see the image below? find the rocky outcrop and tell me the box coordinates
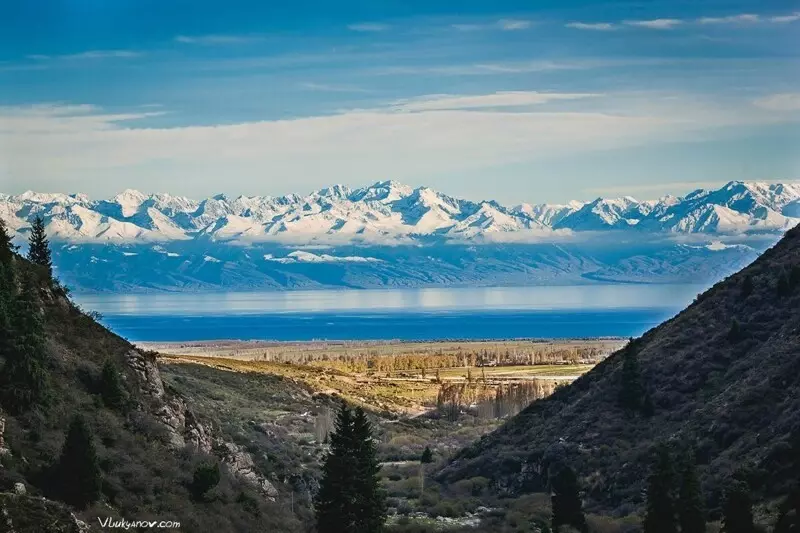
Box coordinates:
[0,412,9,460]
[124,350,212,452]
[0,493,88,532]
[124,350,275,500]
[216,441,279,501]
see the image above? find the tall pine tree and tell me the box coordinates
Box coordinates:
[0,273,49,414]
[315,403,387,533]
[27,216,52,278]
[721,480,755,533]
[618,342,644,412]
[551,464,587,533]
[0,220,15,266]
[56,414,102,509]
[678,451,705,533]
[351,407,387,533]
[644,444,677,533]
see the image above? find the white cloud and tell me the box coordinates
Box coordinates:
[389,91,600,112]
[347,23,390,32]
[697,14,760,24]
[174,34,262,45]
[25,50,142,61]
[497,19,532,30]
[299,82,370,93]
[753,93,800,112]
[769,12,800,23]
[451,19,532,31]
[566,22,617,31]
[1,95,791,196]
[624,19,684,30]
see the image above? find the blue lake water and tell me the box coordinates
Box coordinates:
[72,284,706,342]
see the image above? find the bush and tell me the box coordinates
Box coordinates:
[191,462,221,501]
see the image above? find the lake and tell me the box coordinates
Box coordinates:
[72,284,705,342]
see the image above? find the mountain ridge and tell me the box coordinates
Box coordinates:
[3,180,799,245]
[437,223,800,516]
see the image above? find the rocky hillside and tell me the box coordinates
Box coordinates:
[438,224,800,516]
[0,256,302,531]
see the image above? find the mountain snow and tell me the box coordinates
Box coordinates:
[1,180,799,244]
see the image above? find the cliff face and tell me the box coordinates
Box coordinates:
[439,225,800,515]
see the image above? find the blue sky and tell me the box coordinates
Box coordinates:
[1,0,799,204]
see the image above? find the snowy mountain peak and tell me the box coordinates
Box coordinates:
[2,180,798,243]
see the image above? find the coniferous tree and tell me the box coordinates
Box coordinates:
[777,271,791,298]
[99,359,127,412]
[740,274,754,298]
[420,446,433,464]
[56,414,102,509]
[727,319,743,343]
[0,274,49,414]
[790,265,800,291]
[315,403,387,533]
[644,444,677,533]
[351,407,387,533]
[618,344,644,412]
[678,452,705,533]
[551,464,587,533]
[315,403,358,533]
[0,220,15,266]
[721,480,755,533]
[191,462,221,501]
[27,216,52,278]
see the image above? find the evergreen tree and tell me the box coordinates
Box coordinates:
[740,274,754,298]
[315,403,387,533]
[351,407,387,533]
[0,220,15,266]
[777,271,791,298]
[191,462,221,501]
[56,414,102,509]
[618,344,644,412]
[678,452,705,533]
[721,480,755,533]
[644,444,677,533]
[0,274,49,414]
[99,359,127,412]
[790,265,800,291]
[727,319,743,343]
[27,216,52,278]
[420,446,433,464]
[550,464,587,533]
[315,403,358,533]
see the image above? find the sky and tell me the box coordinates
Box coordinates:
[1,0,799,204]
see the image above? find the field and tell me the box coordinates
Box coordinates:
[151,339,623,416]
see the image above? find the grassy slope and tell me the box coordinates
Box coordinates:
[439,225,800,516]
[0,260,302,532]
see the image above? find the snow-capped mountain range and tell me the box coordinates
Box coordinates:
[2,180,799,244]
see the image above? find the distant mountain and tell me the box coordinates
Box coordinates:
[438,224,800,515]
[2,181,799,244]
[1,181,796,292]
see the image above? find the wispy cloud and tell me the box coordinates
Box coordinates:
[753,93,800,112]
[26,50,142,61]
[174,34,263,45]
[1,95,791,196]
[497,19,532,31]
[624,19,684,30]
[768,12,800,23]
[347,23,390,32]
[389,91,600,112]
[697,14,760,25]
[451,19,533,31]
[566,22,617,31]
[299,82,371,93]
